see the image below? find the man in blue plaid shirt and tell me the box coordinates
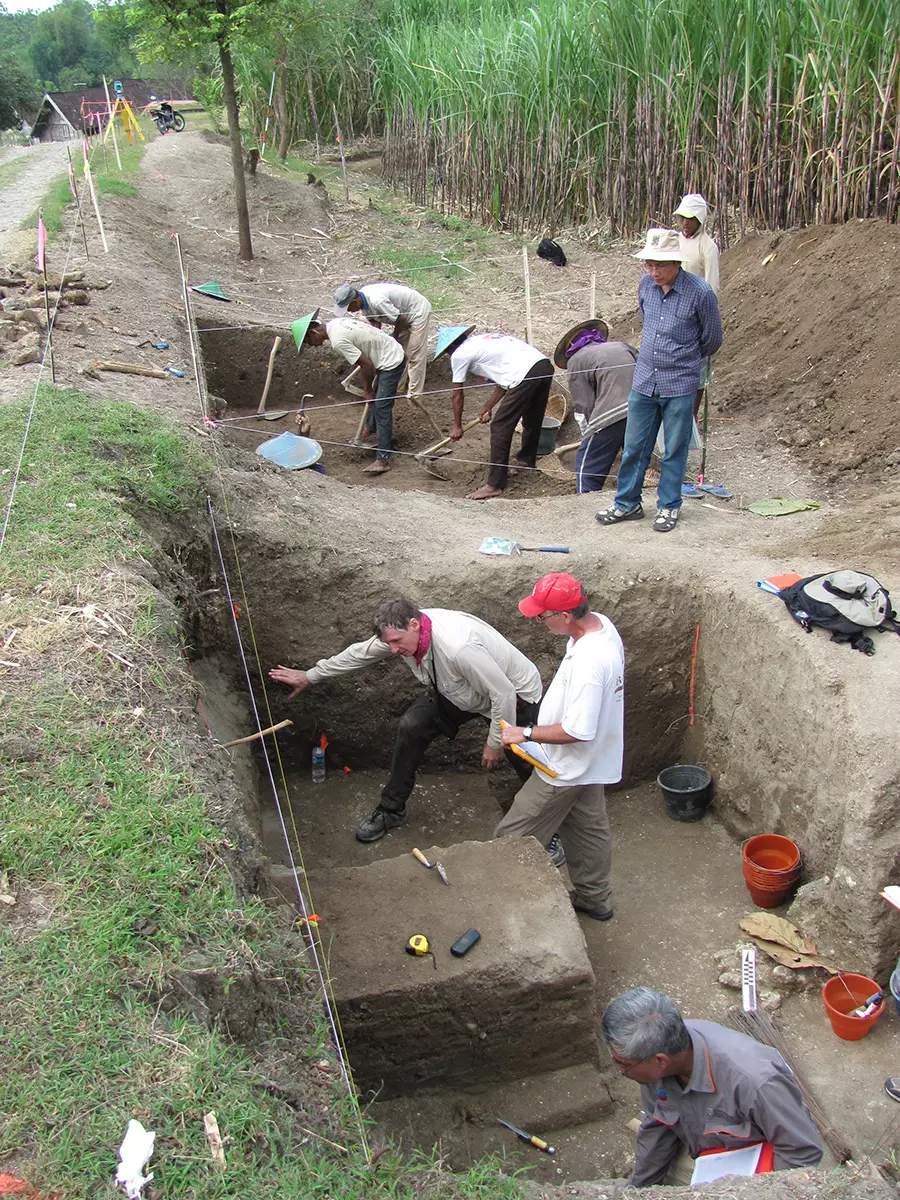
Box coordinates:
[597,228,723,533]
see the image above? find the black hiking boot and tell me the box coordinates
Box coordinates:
[355,805,409,843]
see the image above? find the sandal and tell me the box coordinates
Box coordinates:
[653,507,679,532]
[595,504,644,526]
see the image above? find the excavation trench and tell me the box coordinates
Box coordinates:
[198,322,575,499]
[175,462,900,1181]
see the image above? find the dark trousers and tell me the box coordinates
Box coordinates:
[380,692,540,813]
[487,358,554,489]
[364,358,407,461]
[575,418,628,494]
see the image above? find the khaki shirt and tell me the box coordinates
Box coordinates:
[631,1020,823,1187]
[306,608,541,749]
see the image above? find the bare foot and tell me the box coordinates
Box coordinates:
[465,485,504,501]
[362,460,392,475]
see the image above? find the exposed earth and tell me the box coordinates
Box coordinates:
[2,128,900,1196]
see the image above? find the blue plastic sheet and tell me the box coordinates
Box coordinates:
[256,432,323,470]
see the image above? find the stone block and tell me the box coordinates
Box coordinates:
[307,838,598,1099]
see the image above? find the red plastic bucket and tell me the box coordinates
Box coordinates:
[745,880,793,909]
[822,973,885,1041]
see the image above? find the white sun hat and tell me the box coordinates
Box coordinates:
[633,228,684,261]
[673,193,709,225]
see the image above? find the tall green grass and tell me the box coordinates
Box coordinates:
[254,0,900,237]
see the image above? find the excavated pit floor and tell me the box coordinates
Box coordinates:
[251,757,900,1183]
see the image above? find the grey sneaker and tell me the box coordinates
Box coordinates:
[596,504,644,526]
[547,834,567,867]
[572,895,614,921]
[653,507,679,532]
[355,805,409,843]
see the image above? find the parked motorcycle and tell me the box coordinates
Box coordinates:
[149,100,185,135]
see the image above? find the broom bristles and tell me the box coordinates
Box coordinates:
[726,1008,852,1163]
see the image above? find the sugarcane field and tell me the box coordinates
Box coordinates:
[1,2,900,1197]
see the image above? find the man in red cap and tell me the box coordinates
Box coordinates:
[499,573,624,920]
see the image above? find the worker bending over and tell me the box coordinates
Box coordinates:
[270,597,541,843]
[435,324,554,501]
[296,310,406,476]
[334,281,432,400]
[602,988,823,1187]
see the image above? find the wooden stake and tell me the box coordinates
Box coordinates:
[103,78,123,171]
[173,233,208,421]
[65,146,90,260]
[332,103,350,203]
[589,271,597,319]
[94,360,168,378]
[522,245,533,345]
[221,719,293,749]
[82,141,108,253]
[38,210,55,384]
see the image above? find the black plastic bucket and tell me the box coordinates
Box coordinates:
[657,765,713,822]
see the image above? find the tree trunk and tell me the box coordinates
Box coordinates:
[274,54,291,161]
[219,37,253,261]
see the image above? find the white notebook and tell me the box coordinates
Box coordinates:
[690,1143,763,1185]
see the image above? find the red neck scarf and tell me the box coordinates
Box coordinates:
[414,612,433,666]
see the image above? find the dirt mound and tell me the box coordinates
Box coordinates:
[717,222,900,484]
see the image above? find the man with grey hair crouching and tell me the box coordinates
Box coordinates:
[601,988,823,1187]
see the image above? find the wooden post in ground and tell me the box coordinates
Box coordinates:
[82,139,108,253]
[332,103,350,203]
[522,245,533,345]
[590,271,597,318]
[102,77,123,171]
[65,146,90,260]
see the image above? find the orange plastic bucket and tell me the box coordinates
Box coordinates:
[743,834,801,874]
[822,973,885,1040]
[745,880,792,909]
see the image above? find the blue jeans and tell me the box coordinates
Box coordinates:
[364,359,407,461]
[614,389,695,512]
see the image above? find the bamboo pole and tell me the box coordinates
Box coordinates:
[102,77,123,171]
[173,233,208,420]
[589,272,596,319]
[38,211,54,384]
[65,146,90,260]
[332,103,350,202]
[221,719,293,749]
[82,140,108,253]
[522,246,532,345]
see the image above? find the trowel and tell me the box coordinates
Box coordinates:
[412,847,450,886]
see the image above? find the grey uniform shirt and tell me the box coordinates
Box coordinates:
[567,342,637,437]
[305,608,541,749]
[630,1020,823,1187]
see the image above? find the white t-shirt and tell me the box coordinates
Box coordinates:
[450,332,546,390]
[678,229,720,293]
[537,614,624,786]
[361,283,432,327]
[325,317,405,371]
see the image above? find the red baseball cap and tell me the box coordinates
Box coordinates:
[519,573,587,617]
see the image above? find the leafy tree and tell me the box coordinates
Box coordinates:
[0,49,38,129]
[126,0,275,261]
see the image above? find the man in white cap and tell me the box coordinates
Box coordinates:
[596,229,722,533]
[673,193,720,293]
[334,282,432,399]
[499,572,624,921]
[298,314,406,476]
[435,325,554,501]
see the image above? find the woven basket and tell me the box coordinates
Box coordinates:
[517,385,568,434]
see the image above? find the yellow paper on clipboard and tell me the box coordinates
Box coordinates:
[499,720,557,778]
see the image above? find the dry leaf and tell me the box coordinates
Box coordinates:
[740,913,817,955]
[749,936,838,973]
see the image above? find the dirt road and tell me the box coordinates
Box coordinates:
[0,142,70,262]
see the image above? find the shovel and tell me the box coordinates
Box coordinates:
[478,538,569,556]
[414,417,482,479]
[256,335,284,420]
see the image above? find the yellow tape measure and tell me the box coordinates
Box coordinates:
[405,934,437,969]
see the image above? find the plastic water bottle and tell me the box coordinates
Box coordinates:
[311,743,326,784]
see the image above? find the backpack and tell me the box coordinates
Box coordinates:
[537,238,567,267]
[779,570,900,656]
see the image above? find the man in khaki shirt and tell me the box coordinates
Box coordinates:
[602,988,823,1187]
[270,597,541,842]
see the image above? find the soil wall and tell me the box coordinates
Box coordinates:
[178,466,900,976]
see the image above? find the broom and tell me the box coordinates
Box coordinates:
[727,949,852,1163]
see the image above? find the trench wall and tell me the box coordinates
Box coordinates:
[179,465,900,976]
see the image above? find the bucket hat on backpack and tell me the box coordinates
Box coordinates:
[779,570,899,656]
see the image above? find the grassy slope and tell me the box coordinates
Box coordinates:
[0,387,524,1199]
